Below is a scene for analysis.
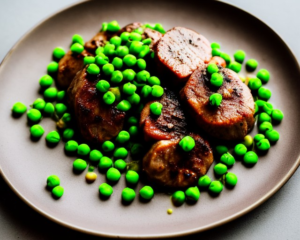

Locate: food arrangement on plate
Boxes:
[11,20,284,207]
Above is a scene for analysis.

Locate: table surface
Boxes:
[1,0,300,239]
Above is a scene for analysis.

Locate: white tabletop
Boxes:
[1,0,300,239]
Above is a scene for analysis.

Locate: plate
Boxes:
[0,0,300,238]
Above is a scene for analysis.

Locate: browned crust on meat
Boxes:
[140,90,187,142]
[67,67,125,143]
[155,27,211,85]
[143,133,213,188]
[180,65,255,140]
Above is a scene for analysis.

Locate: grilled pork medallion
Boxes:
[180,65,255,140]
[155,27,211,85]
[67,67,125,143]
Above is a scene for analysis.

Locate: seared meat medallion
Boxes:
[67,67,125,143]
[180,65,255,140]
[143,133,213,188]
[155,27,211,84]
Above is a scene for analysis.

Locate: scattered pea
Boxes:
[258,112,271,123]
[257,69,270,83]
[126,170,139,185]
[96,80,110,93]
[114,147,128,159]
[215,145,228,155]
[256,100,266,111]
[95,54,109,65]
[116,130,130,144]
[114,159,127,171]
[52,186,64,198]
[65,140,78,152]
[136,70,150,83]
[57,91,65,102]
[47,62,58,74]
[212,48,222,57]
[248,78,262,91]
[150,102,163,116]
[47,175,60,188]
[210,72,223,87]
[185,186,200,201]
[30,124,45,138]
[103,43,115,56]
[39,75,53,88]
[234,50,246,63]
[214,163,228,175]
[88,149,103,162]
[141,85,152,98]
[272,109,284,122]
[44,102,55,116]
[225,172,238,187]
[172,191,185,205]
[99,183,113,198]
[45,131,60,144]
[137,59,147,70]
[123,82,137,95]
[211,42,221,49]
[77,144,90,156]
[83,56,95,65]
[209,93,222,107]
[129,41,144,55]
[142,38,152,45]
[110,36,122,47]
[116,45,129,57]
[70,43,84,55]
[107,167,121,182]
[234,143,247,156]
[246,59,258,71]
[220,52,231,65]
[265,129,280,142]
[116,100,131,111]
[259,122,273,133]
[111,70,123,83]
[127,93,141,105]
[179,136,195,152]
[220,152,235,166]
[12,102,27,115]
[138,45,150,58]
[27,109,42,122]
[53,47,65,59]
[257,139,271,151]
[243,135,253,147]
[98,156,113,170]
[262,102,273,115]
[72,34,84,45]
[73,159,87,171]
[122,187,136,202]
[87,63,100,75]
[154,23,166,34]
[258,87,272,101]
[102,141,115,152]
[103,63,115,75]
[208,181,223,194]
[127,116,138,125]
[228,61,242,73]
[101,22,108,32]
[198,175,211,188]
[63,128,74,140]
[243,151,258,164]
[207,63,219,74]
[55,103,67,117]
[151,85,164,97]
[95,46,104,55]
[44,87,58,101]
[85,172,97,182]
[254,134,265,143]
[123,54,137,67]
[103,91,116,105]
[107,20,121,32]
[139,186,154,200]
[148,76,160,86]
[122,69,136,81]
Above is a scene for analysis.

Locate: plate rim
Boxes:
[1,0,300,238]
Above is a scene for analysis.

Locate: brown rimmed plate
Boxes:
[0,0,299,238]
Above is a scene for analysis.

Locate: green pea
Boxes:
[53,47,65,60]
[46,131,60,144]
[211,42,221,49]
[44,87,58,101]
[256,100,266,111]
[114,147,128,159]
[39,75,53,88]
[72,34,84,45]
[179,136,195,152]
[110,36,122,47]
[111,70,123,83]
[137,59,147,70]
[102,63,114,76]
[77,144,90,156]
[154,23,166,34]
[129,41,144,55]
[248,78,262,91]
[212,48,222,57]
[83,56,95,65]
[139,186,154,200]
[150,102,163,116]
[262,102,273,115]
[122,187,136,202]
[210,72,223,87]
[89,149,103,162]
[101,22,108,32]
[27,109,42,122]
[70,43,84,55]
[220,152,235,166]
[151,85,164,98]
[65,140,78,152]
[63,128,74,140]
[133,80,146,88]
[107,20,120,32]
[96,80,110,93]
[57,91,65,102]
[107,167,121,182]
[47,175,60,188]
[228,61,242,73]
[73,159,87,171]
[129,126,139,137]
[254,134,265,143]
[257,69,270,83]
[95,46,104,55]
[138,45,150,58]
[99,183,113,198]
[109,87,121,101]
[103,91,116,105]
[258,112,271,123]
[259,122,273,133]
[61,113,71,123]
[114,159,127,171]
[172,191,185,205]
[243,151,258,164]
[265,129,280,142]
[116,100,131,111]
[207,63,219,74]
[47,62,59,74]
[87,63,100,75]
[234,143,247,156]
[214,163,228,175]
[225,172,238,186]
[120,32,130,42]
[258,87,271,101]
[208,181,223,194]
[136,70,150,83]
[148,76,161,86]
[127,116,138,125]
[103,43,115,56]
[209,93,222,107]
[30,124,45,138]
[44,103,55,116]
[95,54,109,65]
[55,103,67,117]
[243,135,253,147]
[257,139,271,151]
[198,175,212,188]
[116,45,129,57]
[98,156,113,170]
[215,145,228,155]
[111,57,123,69]
[254,102,259,114]
[52,186,64,198]
[123,54,137,67]
[142,38,152,45]
[126,170,139,185]
[127,93,141,105]
[12,102,27,115]
[185,186,200,201]
[141,85,152,98]
[116,130,130,144]
[220,52,231,65]
[123,82,137,95]
[233,50,246,63]
[272,109,284,122]
[102,141,115,152]
[129,32,142,41]
[246,59,258,71]
[122,69,136,81]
